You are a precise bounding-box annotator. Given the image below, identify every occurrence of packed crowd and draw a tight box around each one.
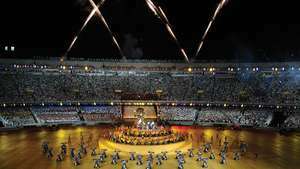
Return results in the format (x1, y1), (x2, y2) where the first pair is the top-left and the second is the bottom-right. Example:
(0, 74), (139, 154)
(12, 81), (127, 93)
(80, 106), (122, 122)
(32, 106), (80, 123)
(283, 113), (300, 128)
(197, 109), (231, 124)
(158, 106), (198, 121)
(0, 107), (36, 127)
(197, 109), (273, 127)
(0, 70), (300, 104)
(0, 105), (299, 129)
(0, 106), (122, 126)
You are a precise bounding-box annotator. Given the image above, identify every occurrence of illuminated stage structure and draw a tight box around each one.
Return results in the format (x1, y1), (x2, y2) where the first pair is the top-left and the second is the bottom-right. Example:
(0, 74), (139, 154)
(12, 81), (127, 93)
(110, 107), (186, 145)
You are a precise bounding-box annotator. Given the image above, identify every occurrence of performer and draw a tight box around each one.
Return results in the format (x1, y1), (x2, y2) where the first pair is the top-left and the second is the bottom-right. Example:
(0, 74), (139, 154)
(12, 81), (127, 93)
(111, 154), (118, 165)
(73, 155), (80, 166)
(209, 151), (215, 160)
(161, 151), (168, 160)
(91, 147), (97, 156)
(177, 156), (185, 169)
(146, 160), (153, 169)
(56, 153), (63, 162)
(93, 158), (101, 168)
(220, 152), (226, 164)
(188, 148), (194, 157)
(121, 160), (128, 169)
(61, 143), (67, 155)
(42, 141), (49, 154)
(77, 151), (82, 159)
(129, 152), (135, 160)
(204, 143), (211, 153)
(136, 154), (143, 165)
(147, 151), (154, 161)
(196, 151), (203, 161)
(202, 158), (208, 168)
(70, 148), (75, 159)
(115, 150), (120, 160)
(156, 155), (163, 165)
(234, 152), (240, 160)
(47, 148), (53, 158)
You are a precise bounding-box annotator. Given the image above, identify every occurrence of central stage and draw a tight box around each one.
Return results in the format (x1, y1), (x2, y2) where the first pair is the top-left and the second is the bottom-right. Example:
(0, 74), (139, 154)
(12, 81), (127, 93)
(99, 140), (192, 155)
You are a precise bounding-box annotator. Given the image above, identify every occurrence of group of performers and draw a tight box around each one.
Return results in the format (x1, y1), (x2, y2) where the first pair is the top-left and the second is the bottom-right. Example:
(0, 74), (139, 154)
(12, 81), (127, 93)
(41, 130), (258, 169)
(110, 126), (187, 145)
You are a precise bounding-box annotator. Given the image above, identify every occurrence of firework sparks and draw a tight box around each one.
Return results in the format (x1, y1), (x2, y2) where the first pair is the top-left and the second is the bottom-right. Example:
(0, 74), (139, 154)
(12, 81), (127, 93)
(145, 0), (159, 16)
(195, 0), (229, 57)
(88, 0), (124, 59)
(158, 6), (169, 24)
(63, 0), (106, 59)
(145, 0), (189, 62)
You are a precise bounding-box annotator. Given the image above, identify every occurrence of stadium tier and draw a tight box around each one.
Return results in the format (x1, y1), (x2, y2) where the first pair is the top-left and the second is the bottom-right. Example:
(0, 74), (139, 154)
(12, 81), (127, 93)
(0, 60), (300, 106)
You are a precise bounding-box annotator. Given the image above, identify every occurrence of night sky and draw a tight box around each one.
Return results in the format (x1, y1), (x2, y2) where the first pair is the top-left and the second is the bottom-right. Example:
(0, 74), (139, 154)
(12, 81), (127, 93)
(1, 0), (300, 62)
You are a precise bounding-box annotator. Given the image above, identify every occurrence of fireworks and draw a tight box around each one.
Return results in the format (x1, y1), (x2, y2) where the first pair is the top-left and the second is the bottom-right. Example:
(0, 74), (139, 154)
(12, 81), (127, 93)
(63, 0), (124, 60)
(88, 0), (124, 59)
(195, 0), (229, 57)
(64, 0), (106, 59)
(145, 0), (189, 62)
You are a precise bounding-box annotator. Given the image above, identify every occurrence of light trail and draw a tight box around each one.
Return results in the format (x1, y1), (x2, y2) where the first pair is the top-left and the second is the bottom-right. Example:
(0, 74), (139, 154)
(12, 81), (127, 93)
(195, 0), (229, 57)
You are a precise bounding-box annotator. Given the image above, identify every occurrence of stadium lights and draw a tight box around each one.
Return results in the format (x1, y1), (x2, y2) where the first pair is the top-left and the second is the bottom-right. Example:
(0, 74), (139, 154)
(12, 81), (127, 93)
(223, 103), (227, 107)
(42, 103), (44, 106)
(276, 105), (280, 109)
(23, 103), (26, 106)
(63, 66), (66, 70)
(291, 67), (295, 70)
(190, 103), (193, 106)
(93, 102), (96, 105)
(206, 103), (210, 107)
(188, 67), (192, 72)
(110, 102), (114, 106)
(241, 104), (244, 108)
(294, 106), (297, 109)
(282, 67), (285, 71)
(85, 66), (89, 71)
(3, 103), (6, 107)
(60, 102), (63, 106)
(259, 105), (262, 108)
(275, 68), (278, 71)
(77, 102), (81, 106)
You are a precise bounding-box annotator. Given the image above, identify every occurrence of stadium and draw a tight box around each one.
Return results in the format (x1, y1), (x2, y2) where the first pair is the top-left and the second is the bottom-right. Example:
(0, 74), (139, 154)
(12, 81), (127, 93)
(1, 0), (300, 169)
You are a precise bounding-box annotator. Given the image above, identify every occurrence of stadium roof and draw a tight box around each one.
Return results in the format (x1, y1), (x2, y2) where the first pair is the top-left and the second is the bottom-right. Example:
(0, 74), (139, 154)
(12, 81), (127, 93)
(1, 0), (300, 62)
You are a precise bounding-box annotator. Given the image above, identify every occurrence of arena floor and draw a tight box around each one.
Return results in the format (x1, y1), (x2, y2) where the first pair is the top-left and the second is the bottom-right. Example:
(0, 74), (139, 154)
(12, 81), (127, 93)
(0, 125), (300, 169)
